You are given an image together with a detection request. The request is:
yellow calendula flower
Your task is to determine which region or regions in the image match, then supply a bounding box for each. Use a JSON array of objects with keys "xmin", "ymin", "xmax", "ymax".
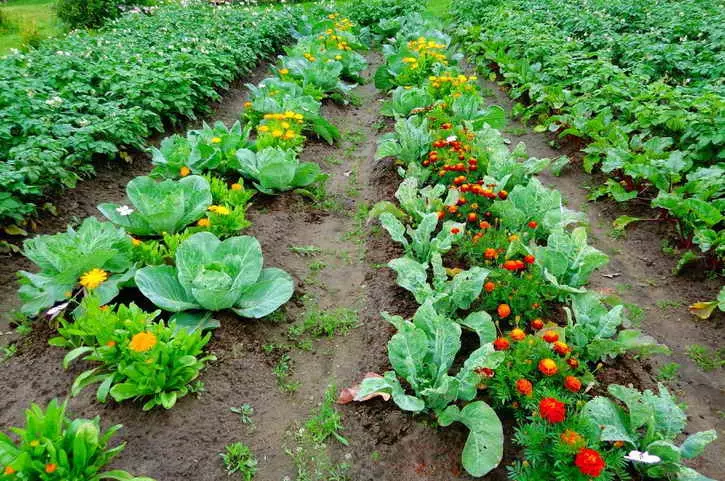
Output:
[
  {"xmin": 272, "ymin": 129, "xmax": 283, "ymax": 138},
  {"xmin": 283, "ymin": 130, "xmax": 296, "ymax": 140},
  {"xmin": 231, "ymin": 183, "xmax": 242, "ymax": 191},
  {"xmin": 129, "ymin": 331, "xmax": 157, "ymax": 353},
  {"xmin": 211, "ymin": 137, "xmax": 222, "ymax": 144},
  {"xmin": 29, "ymin": 440, "xmax": 40, "ymax": 447},
  {"xmin": 79, "ymin": 268, "xmax": 108, "ymax": 290},
  {"xmin": 131, "ymin": 237, "xmax": 142, "ymax": 246},
  {"xmin": 179, "ymin": 166, "xmax": 191, "ymax": 177},
  {"xmin": 197, "ymin": 218, "xmax": 211, "ymax": 227},
  {"xmin": 258, "ymin": 125, "xmax": 270, "ymax": 132},
  {"xmin": 279, "ymin": 68, "xmax": 289, "ymax": 75},
  {"xmin": 281, "ymin": 121, "xmax": 290, "ymax": 129},
  {"xmin": 243, "ymin": 101, "xmax": 252, "ymax": 108},
  {"xmin": 208, "ymin": 205, "xmax": 231, "ymax": 216},
  {"xmin": 334, "ymin": 55, "xmax": 342, "ymax": 60}
]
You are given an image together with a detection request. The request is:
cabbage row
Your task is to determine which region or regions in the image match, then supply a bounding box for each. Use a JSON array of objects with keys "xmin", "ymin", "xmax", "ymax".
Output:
[
  {"xmin": 1, "ymin": 7, "xmax": 371, "ymax": 479},
  {"xmin": 450, "ymin": 0, "xmax": 724, "ymax": 270},
  {"xmin": 343, "ymin": 11, "xmax": 718, "ymax": 481},
  {"xmin": 0, "ymin": 3, "xmax": 298, "ymax": 227}
]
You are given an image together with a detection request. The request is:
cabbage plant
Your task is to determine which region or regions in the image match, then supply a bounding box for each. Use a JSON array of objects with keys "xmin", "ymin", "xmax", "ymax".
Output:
[
  {"xmin": 235, "ymin": 147, "xmax": 324, "ymax": 194},
  {"xmin": 135, "ymin": 232, "xmax": 293, "ymax": 319},
  {"xmin": 18, "ymin": 217, "xmax": 135, "ymax": 317},
  {"xmin": 98, "ymin": 175, "xmax": 212, "ymax": 236}
]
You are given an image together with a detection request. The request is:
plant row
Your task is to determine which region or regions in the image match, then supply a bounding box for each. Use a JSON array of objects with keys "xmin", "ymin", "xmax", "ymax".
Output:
[
  {"xmin": 1, "ymin": 8, "xmax": 371, "ymax": 480},
  {"xmin": 0, "ymin": 2, "xmax": 298, "ymax": 228},
  {"xmin": 449, "ymin": 0, "xmax": 724, "ymax": 271},
  {"xmin": 343, "ymin": 11, "xmax": 718, "ymax": 481}
]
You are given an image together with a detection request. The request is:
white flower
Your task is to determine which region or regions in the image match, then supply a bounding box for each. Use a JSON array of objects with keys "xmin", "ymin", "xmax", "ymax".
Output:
[
  {"xmin": 624, "ymin": 450, "xmax": 661, "ymax": 464},
  {"xmin": 446, "ymin": 135, "xmax": 457, "ymax": 142},
  {"xmin": 116, "ymin": 205, "xmax": 134, "ymax": 216}
]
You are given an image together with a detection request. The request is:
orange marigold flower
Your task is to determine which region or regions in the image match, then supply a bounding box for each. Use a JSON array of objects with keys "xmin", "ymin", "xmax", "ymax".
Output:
[
  {"xmin": 538, "ymin": 358, "xmax": 558, "ymax": 376},
  {"xmin": 530, "ymin": 318, "xmax": 544, "ymax": 330},
  {"xmin": 553, "ymin": 341, "xmax": 571, "ymax": 355},
  {"xmin": 575, "ymin": 448, "xmax": 606, "ymax": 477},
  {"xmin": 45, "ymin": 464, "xmax": 57, "ymax": 474},
  {"xmin": 560, "ymin": 429, "xmax": 583, "ymax": 447},
  {"xmin": 539, "ymin": 397, "xmax": 566, "ymax": 423},
  {"xmin": 179, "ymin": 166, "xmax": 191, "ymax": 177},
  {"xmin": 231, "ymin": 183, "xmax": 242, "ymax": 191},
  {"xmin": 484, "ymin": 281, "xmax": 495, "ymax": 293},
  {"xmin": 129, "ymin": 332, "xmax": 157, "ymax": 353},
  {"xmin": 450, "ymin": 227, "xmax": 460, "ymax": 234},
  {"xmin": 567, "ymin": 358, "xmax": 580, "ymax": 369},
  {"xmin": 197, "ymin": 218, "xmax": 211, "ymax": 227},
  {"xmin": 243, "ymin": 101, "xmax": 252, "ymax": 108},
  {"xmin": 564, "ymin": 375, "xmax": 582, "ymax": 393},
  {"xmin": 497, "ymin": 303, "xmax": 511, "ymax": 319},
  {"xmin": 510, "ymin": 328, "xmax": 526, "ymax": 341},
  {"xmin": 105, "ymin": 340, "xmax": 116, "ymax": 348},
  {"xmin": 484, "ymin": 248, "xmax": 497, "ymax": 260},
  {"xmin": 515, "ymin": 379, "xmax": 533, "ymax": 396},
  {"xmin": 493, "ymin": 337, "xmax": 510, "ymax": 351},
  {"xmin": 613, "ymin": 441, "xmax": 625, "ymax": 448},
  {"xmin": 3, "ymin": 466, "xmax": 16, "ymax": 475},
  {"xmin": 131, "ymin": 237, "xmax": 142, "ymax": 246},
  {"xmin": 543, "ymin": 330, "xmax": 559, "ymax": 343}
]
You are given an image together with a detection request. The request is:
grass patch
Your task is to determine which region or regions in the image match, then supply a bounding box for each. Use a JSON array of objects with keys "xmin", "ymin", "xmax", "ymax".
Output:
[{"xmin": 0, "ymin": 0, "xmax": 64, "ymax": 54}]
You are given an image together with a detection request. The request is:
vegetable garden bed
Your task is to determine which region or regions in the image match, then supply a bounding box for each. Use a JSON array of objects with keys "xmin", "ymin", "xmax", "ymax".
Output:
[{"xmin": 0, "ymin": 1, "xmax": 722, "ymax": 480}]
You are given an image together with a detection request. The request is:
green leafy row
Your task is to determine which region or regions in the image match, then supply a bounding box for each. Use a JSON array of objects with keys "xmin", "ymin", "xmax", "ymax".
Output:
[
  {"xmin": 0, "ymin": 3, "xmax": 298, "ymax": 227},
  {"xmin": 450, "ymin": 0, "xmax": 724, "ymax": 269},
  {"xmin": 349, "ymin": 9, "xmax": 717, "ymax": 480}
]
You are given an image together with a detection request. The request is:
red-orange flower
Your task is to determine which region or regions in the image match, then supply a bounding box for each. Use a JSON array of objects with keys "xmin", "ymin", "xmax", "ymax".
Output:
[
  {"xmin": 567, "ymin": 358, "xmax": 580, "ymax": 369},
  {"xmin": 530, "ymin": 318, "xmax": 544, "ymax": 330},
  {"xmin": 553, "ymin": 341, "xmax": 571, "ymax": 355},
  {"xmin": 450, "ymin": 227, "xmax": 460, "ymax": 234},
  {"xmin": 528, "ymin": 220, "xmax": 538, "ymax": 229},
  {"xmin": 575, "ymin": 448, "xmax": 606, "ymax": 477},
  {"xmin": 3, "ymin": 466, "xmax": 16, "ymax": 475},
  {"xmin": 516, "ymin": 379, "xmax": 533, "ymax": 396},
  {"xmin": 493, "ymin": 337, "xmax": 510, "ymax": 351},
  {"xmin": 543, "ymin": 330, "xmax": 559, "ymax": 343},
  {"xmin": 45, "ymin": 464, "xmax": 57, "ymax": 474},
  {"xmin": 510, "ymin": 328, "xmax": 525, "ymax": 341},
  {"xmin": 539, "ymin": 397, "xmax": 566, "ymax": 423},
  {"xmin": 497, "ymin": 303, "xmax": 511, "ymax": 318},
  {"xmin": 484, "ymin": 281, "xmax": 495, "ymax": 292},
  {"xmin": 560, "ymin": 429, "xmax": 584, "ymax": 447},
  {"xmin": 564, "ymin": 375, "xmax": 582, "ymax": 393},
  {"xmin": 523, "ymin": 254, "xmax": 535, "ymax": 264},
  {"xmin": 484, "ymin": 248, "xmax": 497, "ymax": 260},
  {"xmin": 538, "ymin": 358, "xmax": 558, "ymax": 376}
]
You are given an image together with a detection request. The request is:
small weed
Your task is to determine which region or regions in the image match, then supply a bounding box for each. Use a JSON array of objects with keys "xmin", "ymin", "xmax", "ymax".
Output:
[
  {"xmin": 274, "ymin": 353, "xmax": 300, "ymax": 393},
  {"xmin": 686, "ymin": 345, "xmax": 725, "ymax": 372},
  {"xmin": 306, "ymin": 178, "xmax": 344, "ymax": 213},
  {"xmin": 289, "ymin": 301, "xmax": 359, "ymax": 340},
  {"xmin": 370, "ymin": 451, "xmax": 381, "ymax": 462},
  {"xmin": 2, "ymin": 344, "xmax": 17, "ymax": 362},
  {"xmin": 323, "ymin": 155, "xmax": 343, "ymax": 166},
  {"xmin": 345, "ymin": 130, "xmax": 367, "ymax": 145},
  {"xmin": 286, "ymin": 385, "xmax": 351, "ymax": 481},
  {"xmin": 656, "ymin": 362, "xmax": 681, "ymax": 382},
  {"xmin": 262, "ymin": 308, "xmax": 288, "ymax": 324},
  {"xmin": 220, "ymin": 442, "xmax": 257, "ymax": 481},
  {"xmin": 290, "ymin": 245, "xmax": 323, "ymax": 257},
  {"xmin": 656, "ymin": 299, "xmax": 682, "ymax": 310},
  {"xmin": 615, "ymin": 283, "xmax": 632, "ymax": 295},
  {"xmin": 231, "ymin": 404, "xmax": 255, "ymax": 426}
]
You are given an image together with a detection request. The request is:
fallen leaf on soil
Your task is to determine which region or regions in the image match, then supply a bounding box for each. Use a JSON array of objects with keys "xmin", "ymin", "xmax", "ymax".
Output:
[
  {"xmin": 688, "ymin": 301, "xmax": 717, "ymax": 320},
  {"xmin": 337, "ymin": 372, "xmax": 390, "ymax": 404}
]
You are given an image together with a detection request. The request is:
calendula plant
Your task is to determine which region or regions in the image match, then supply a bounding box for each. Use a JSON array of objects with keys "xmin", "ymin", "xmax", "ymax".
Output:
[
  {"xmin": 583, "ymin": 383, "xmax": 718, "ymax": 481},
  {"xmin": 53, "ymin": 297, "xmax": 216, "ymax": 410},
  {"xmin": 0, "ymin": 399, "xmax": 154, "ymax": 480},
  {"xmin": 98, "ymin": 175, "xmax": 212, "ymax": 236},
  {"xmin": 356, "ymin": 301, "xmax": 504, "ymax": 477},
  {"xmin": 151, "ymin": 121, "xmax": 253, "ymax": 179},
  {"xmin": 135, "ymin": 232, "xmax": 294, "ymax": 321},
  {"xmin": 17, "ymin": 217, "xmax": 136, "ymax": 317},
  {"xmin": 234, "ymin": 147, "xmax": 325, "ymax": 194}
]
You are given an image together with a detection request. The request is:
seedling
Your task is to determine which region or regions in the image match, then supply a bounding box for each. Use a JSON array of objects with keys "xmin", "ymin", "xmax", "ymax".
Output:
[
  {"xmin": 220, "ymin": 442, "xmax": 257, "ymax": 481},
  {"xmin": 231, "ymin": 404, "xmax": 255, "ymax": 426}
]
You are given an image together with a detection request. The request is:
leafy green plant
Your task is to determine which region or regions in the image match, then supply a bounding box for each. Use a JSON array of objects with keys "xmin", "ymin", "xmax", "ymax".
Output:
[
  {"xmin": 235, "ymin": 147, "xmax": 325, "ymax": 194},
  {"xmin": 356, "ymin": 301, "xmax": 504, "ymax": 477},
  {"xmin": 53, "ymin": 297, "xmax": 215, "ymax": 410},
  {"xmin": 0, "ymin": 399, "xmax": 154, "ymax": 480},
  {"xmin": 375, "ymin": 116, "xmax": 432, "ymax": 165},
  {"xmin": 220, "ymin": 442, "xmax": 257, "ymax": 481},
  {"xmin": 583, "ymin": 383, "xmax": 718, "ymax": 480},
  {"xmin": 379, "ymin": 211, "xmax": 464, "ymax": 263},
  {"xmin": 17, "ymin": 217, "xmax": 135, "ymax": 317},
  {"xmin": 135, "ymin": 232, "xmax": 294, "ymax": 320},
  {"xmin": 98, "ymin": 175, "xmax": 212, "ymax": 236}
]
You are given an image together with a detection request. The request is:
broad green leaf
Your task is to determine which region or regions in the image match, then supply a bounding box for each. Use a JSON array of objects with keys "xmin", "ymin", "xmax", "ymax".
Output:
[
  {"xmin": 135, "ymin": 265, "xmax": 200, "ymax": 312},
  {"xmin": 232, "ymin": 267, "xmax": 294, "ymax": 318}
]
